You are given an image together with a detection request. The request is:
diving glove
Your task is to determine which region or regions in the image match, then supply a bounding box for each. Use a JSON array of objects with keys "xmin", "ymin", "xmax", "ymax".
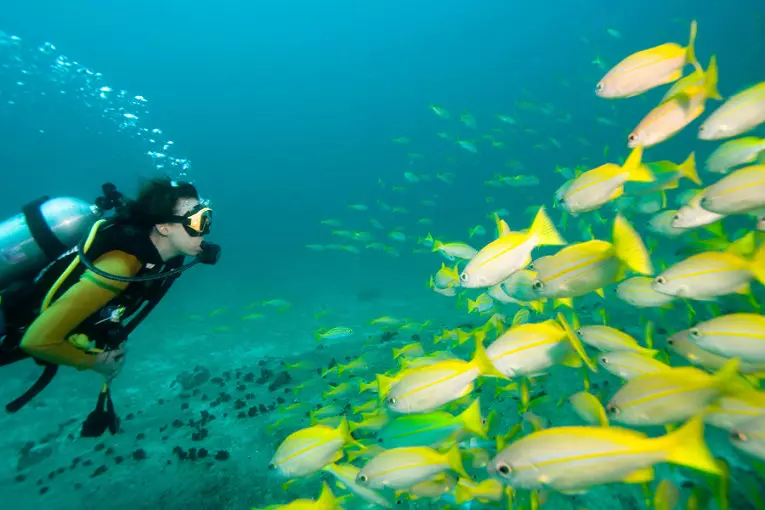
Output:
[{"xmin": 92, "ymin": 346, "xmax": 126, "ymax": 381}]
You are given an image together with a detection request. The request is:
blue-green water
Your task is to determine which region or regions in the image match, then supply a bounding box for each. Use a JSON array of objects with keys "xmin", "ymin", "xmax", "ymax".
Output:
[{"xmin": 1, "ymin": 1, "xmax": 765, "ymax": 509}]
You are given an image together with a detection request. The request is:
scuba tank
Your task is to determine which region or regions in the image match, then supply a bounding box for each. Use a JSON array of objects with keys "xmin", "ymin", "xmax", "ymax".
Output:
[{"xmin": 0, "ymin": 196, "xmax": 101, "ymax": 290}]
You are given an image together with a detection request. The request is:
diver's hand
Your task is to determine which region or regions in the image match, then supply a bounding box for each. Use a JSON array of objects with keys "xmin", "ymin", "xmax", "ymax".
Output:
[{"xmin": 92, "ymin": 346, "xmax": 126, "ymax": 381}]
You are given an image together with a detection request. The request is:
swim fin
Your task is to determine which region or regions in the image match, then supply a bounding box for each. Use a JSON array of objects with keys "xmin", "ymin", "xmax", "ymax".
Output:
[{"xmin": 81, "ymin": 384, "xmax": 120, "ymax": 437}]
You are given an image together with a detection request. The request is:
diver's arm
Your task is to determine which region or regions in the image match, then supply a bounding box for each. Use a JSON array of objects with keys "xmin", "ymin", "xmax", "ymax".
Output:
[{"xmin": 20, "ymin": 251, "xmax": 141, "ymax": 369}]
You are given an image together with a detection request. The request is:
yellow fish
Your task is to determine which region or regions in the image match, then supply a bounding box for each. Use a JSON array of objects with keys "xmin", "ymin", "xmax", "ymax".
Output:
[
  {"xmin": 460, "ymin": 206, "xmax": 565, "ymax": 288},
  {"xmin": 272, "ymin": 482, "xmax": 338, "ymax": 510},
  {"xmin": 705, "ymin": 137, "xmax": 765, "ymax": 174},
  {"xmin": 531, "ymin": 214, "xmax": 653, "ymax": 305},
  {"xmin": 562, "ymin": 146, "xmax": 652, "ymax": 214},
  {"xmin": 595, "ymin": 21, "xmax": 698, "ymax": 98},
  {"xmin": 700, "ymin": 164, "xmax": 765, "ymax": 216},
  {"xmin": 628, "ymin": 55, "xmax": 719, "ymax": 148},
  {"xmin": 688, "ymin": 313, "xmax": 765, "ymax": 363},
  {"xmin": 489, "ymin": 415, "xmax": 720, "ymax": 493},
  {"xmin": 270, "ymin": 418, "xmax": 357, "ymax": 478},
  {"xmin": 699, "ymin": 81, "xmax": 765, "ymax": 140},
  {"xmin": 356, "ymin": 445, "xmax": 469, "ymax": 490},
  {"xmin": 616, "ymin": 276, "xmax": 676, "ymax": 308}
]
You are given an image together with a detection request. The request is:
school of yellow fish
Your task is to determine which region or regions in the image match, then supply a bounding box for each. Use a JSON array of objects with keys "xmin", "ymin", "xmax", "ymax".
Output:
[{"xmin": 262, "ymin": 21, "xmax": 765, "ymax": 510}]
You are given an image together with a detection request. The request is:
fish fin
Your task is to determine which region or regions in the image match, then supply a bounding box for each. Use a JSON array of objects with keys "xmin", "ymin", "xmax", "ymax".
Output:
[
  {"xmin": 645, "ymin": 320, "xmax": 655, "ymax": 350},
  {"xmin": 557, "ymin": 312, "xmax": 597, "ymax": 371},
  {"xmin": 561, "ymin": 349, "xmax": 583, "ymax": 368},
  {"xmin": 750, "ymin": 243, "xmax": 765, "ymax": 286},
  {"xmin": 623, "ymin": 467, "xmax": 655, "ymax": 484},
  {"xmin": 594, "ymin": 288, "xmax": 605, "ymax": 298},
  {"xmin": 554, "ymin": 297, "xmax": 574, "ymax": 309},
  {"xmin": 704, "ymin": 55, "xmax": 722, "ymax": 101},
  {"xmin": 686, "ymin": 20, "xmax": 700, "ymax": 71},
  {"xmin": 471, "ymin": 332, "xmax": 507, "ymax": 379},
  {"xmin": 612, "ymin": 214, "xmax": 654, "ymax": 275},
  {"xmin": 455, "ymin": 484, "xmax": 473, "ymax": 505},
  {"xmin": 528, "ymin": 206, "xmax": 566, "ymax": 246},
  {"xmin": 704, "ymin": 221, "xmax": 726, "ymax": 239},
  {"xmin": 623, "ymin": 146, "xmax": 652, "ymax": 182},
  {"xmin": 713, "ymin": 358, "xmax": 742, "ymax": 393},
  {"xmin": 446, "ymin": 444, "xmax": 471, "ymax": 480},
  {"xmin": 317, "ymin": 482, "xmax": 337, "ymax": 507},
  {"xmin": 458, "ymin": 399, "xmax": 488, "ymax": 439},
  {"xmin": 678, "ymin": 152, "xmax": 701, "ymax": 185},
  {"xmin": 659, "ymin": 415, "xmax": 721, "ymax": 476}
]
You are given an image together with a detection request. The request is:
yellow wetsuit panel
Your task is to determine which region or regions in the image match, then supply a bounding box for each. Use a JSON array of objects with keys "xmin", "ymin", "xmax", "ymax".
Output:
[{"xmin": 20, "ymin": 250, "xmax": 142, "ymax": 369}]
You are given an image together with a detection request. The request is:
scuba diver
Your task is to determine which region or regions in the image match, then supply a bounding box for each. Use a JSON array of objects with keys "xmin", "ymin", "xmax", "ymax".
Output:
[{"xmin": 0, "ymin": 177, "xmax": 220, "ymax": 436}]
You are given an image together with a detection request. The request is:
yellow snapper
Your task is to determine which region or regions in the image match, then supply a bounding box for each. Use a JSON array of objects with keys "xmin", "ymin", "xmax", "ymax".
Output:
[
  {"xmin": 705, "ymin": 389, "xmax": 765, "ymax": 432},
  {"xmin": 624, "ymin": 152, "xmax": 701, "ymax": 196},
  {"xmin": 432, "ymin": 240, "xmax": 478, "ymax": 261},
  {"xmin": 606, "ymin": 359, "xmax": 740, "ymax": 426},
  {"xmin": 385, "ymin": 333, "xmax": 504, "ymax": 414},
  {"xmin": 616, "ymin": 276, "xmax": 677, "ymax": 308},
  {"xmin": 460, "ymin": 206, "xmax": 565, "ymax": 288},
  {"xmin": 628, "ymin": 55, "xmax": 719, "ymax": 149},
  {"xmin": 700, "ymin": 165, "xmax": 765, "ymax": 215},
  {"xmin": 454, "ymin": 478, "xmax": 504, "ymax": 504},
  {"xmin": 667, "ymin": 329, "xmax": 765, "ymax": 374},
  {"xmin": 730, "ymin": 415, "xmax": 765, "ymax": 461},
  {"xmin": 467, "ymin": 293, "xmax": 495, "ymax": 314},
  {"xmin": 689, "ymin": 313, "xmax": 765, "ymax": 363},
  {"xmin": 274, "ymin": 482, "xmax": 338, "ymax": 510},
  {"xmin": 531, "ymin": 214, "xmax": 653, "ymax": 303},
  {"xmin": 499, "ymin": 269, "xmax": 540, "ymax": 302},
  {"xmin": 397, "ymin": 472, "xmax": 458, "ymax": 501},
  {"xmin": 315, "ymin": 326, "xmax": 353, "ymax": 342},
  {"xmin": 699, "ymin": 81, "xmax": 765, "ymax": 140},
  {"xmin": 569, "ymin": 390, "xmax": 609, "ymax": 426},
  {"xmin": 575, "ymin": 324, "xmax": 658, "ymax": 356},
  {"xmin": 595, "ymin": 21, "xmax": 698, "ymax": 99},
  {"xmin": 356, "ymin": 445, "xmax": 469, "ymax": 490},
  {"xmin": 706, "ymin": 137, "xmax": 765, "ymax": 174},
  {"xmin": 270, "ymin": 418, "xmax": 356, "ymax": 477},
  {"xmin": 652, "ymin": 244, "xmax": 765, "ymax": 300},
  {"xmin": 488, "ymin": 415, "xmax": 720, "ymax": 493},
  {"xmin": 598, "ymin": 351, "xmax": 671, "ymax": 380},
  {"xmin": 486, "ymin": 313, "xmax": 594, "ymax": 378},
  {"xmin": 648, "ymin": 210, "xmax": 686, "ymax": 238},
  {"xmin": 433, "ymin": 262, "xmax": 460, "ymax": 289},
  {"xmin": 376, "ymin": 399, "xmax": 486, "ymax": 448},
  {"xmin": 671, "ymin": 188, "xmax": 724, "ymax": 229},
  {"xmin": 321, "ymin": 463, "xmax": 392, "ymax": 508},
  {"xmin": 562, "ymin": 146, "xmax": 653, "ymax": 214}
]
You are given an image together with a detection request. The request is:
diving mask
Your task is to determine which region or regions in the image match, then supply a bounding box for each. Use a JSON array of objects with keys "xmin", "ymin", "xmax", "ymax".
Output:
[{"xmin": 169, "ymin": 203, "xmax": 212, "ymax": 237}]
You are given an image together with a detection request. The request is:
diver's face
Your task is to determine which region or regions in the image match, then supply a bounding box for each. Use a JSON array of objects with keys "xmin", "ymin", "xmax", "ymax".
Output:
[{"xmin": 166, "ymin": 198, "xmax": 205, "ymax": 257}]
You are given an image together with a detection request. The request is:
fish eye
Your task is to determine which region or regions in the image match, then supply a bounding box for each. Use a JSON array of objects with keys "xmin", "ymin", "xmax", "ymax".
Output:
[
  {"xmin": 575, "ymin": 329, "xmax": 583, "ymax": 337},
  {"xmin": 396, "ymin": 499, "xmax": 405, "ymax": 505},
  {"xmin": 267, "ymin": 463, "xmax": 275, "ymax": 470},
  {"xmin": 533, "ymin": 280, "xmax": 544, "ymax": 290},
  {"xmin": 606, "ymin": 404, "xmax": 620, "ymax": 415},
  {"xmin": 628, "ymin": 133, "xmax": 637, "ymax": 143},
  {"xmin": 667, "ymin": 338, "xmax": 674, "ymax": 346},
  {"xmin": 595, "ymin": 82, "xmax": 604, "ymax": 92},
  {"xmin": 358, "ymin": 474, "xmax": 368, "ymax": 483},
  {"xmin": 672, "ymin": 214, "xmax": 680, "ymax": 222},
  {"xmin": 387, "ymin": 396, "xmax": 397, "ymax": 405},
  {"xmin": 496, "ymin": 462, "xmax": 512, "ymax": 476},
  {"xmin": 689, "ymin": 328, "xmax": 700, "ymax": 338},
  {"xmin": 654, "ymin": 276, "xmax": 667, "ymax": 286},
  {"xmin": 460, "ymin": 272, "xmax": 469, "ymax": 282},
  {"xmin": 599, "ymin": 356, "xmax": 609, "ymax": 364}
]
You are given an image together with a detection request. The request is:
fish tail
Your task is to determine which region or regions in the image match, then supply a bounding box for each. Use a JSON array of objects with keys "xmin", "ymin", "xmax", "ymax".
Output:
[
  {"xmin": 659, "ymin": 415, "xmax": 721, "ymax": 476},
  {"xmin": 471, "ymin": 331, "xmax": 506, "ymax": 379},
  {"xmin": 712, "ymin": 358, "xmax": 741, "ymax": 393},
  {"xmin": 557, "ymin": 312, "xmax": 597, "ymax": 371},
  {"xmin": 704, "ymin": 55, "xmax": 722, "ymax": 101},
  {"xmin": 751, "ymin": 243, "xmax": 765, "ymax": 286},
  {"xmin": 446, "ymin": 444, "xmax": 471, "ymax": 480},
  {"xmin": 623, "ymin": 147, "xmax": 652, "ymax": 183},
  {"xmin": 612, "ymin": 214, "xmax": 654, "ymax": 275},
  {"xmin": 528, "ymin": 206, "xmax": 566, "ymax": 247},
  {"xmin": 678, "ymin": 152, "xmax": 702, "ymax": 185},
  {"xmin": 458, "ymin": 399, "xmax": 488, "ymax": 439},
  {"xmin": 431, "ymin": 238, "xmax": 442, "ymax": 252},
  {"xmin": 454, "ymin": 483, "xmax": 474, "ymax": 505},
  {"xmin": 316, "ymin": 482, "xmax": 337, "ymax": 507},
  {"xmin": 686, "ymin": 20, "xmax": 700, "ymax": 71},
  {"xmin": 467, "ymin": 298, "xmax": 477, "ymax": 314}
]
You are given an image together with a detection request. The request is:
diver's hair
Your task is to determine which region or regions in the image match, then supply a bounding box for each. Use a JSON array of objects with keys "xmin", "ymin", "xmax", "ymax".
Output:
[{"xmin": 121, "ymin": 177, "xmax": 199, "ymax": 229}]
